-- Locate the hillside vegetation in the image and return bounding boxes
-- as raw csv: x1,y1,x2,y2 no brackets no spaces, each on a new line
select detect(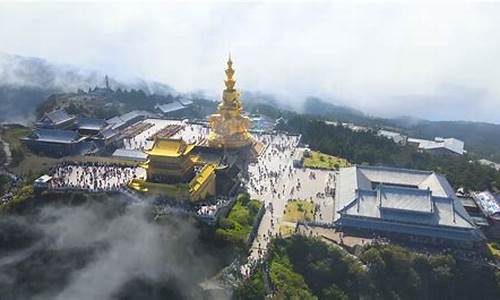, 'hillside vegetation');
216,193,262,248
235,236,500,300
